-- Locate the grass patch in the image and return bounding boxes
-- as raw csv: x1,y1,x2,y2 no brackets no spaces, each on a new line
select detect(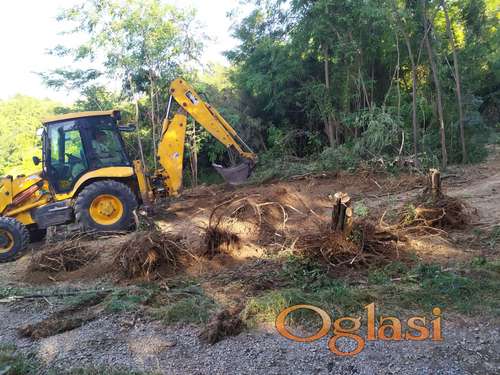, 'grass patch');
61,291,103,307
243,256,372,325
0,286,47,299
359,261,498,316
153,293,217,325
104,287,156,313
368,261,409,285
100,281,218,325
242,286,372,326
0,344,38,375
0,343,155,375
244,256,500,326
